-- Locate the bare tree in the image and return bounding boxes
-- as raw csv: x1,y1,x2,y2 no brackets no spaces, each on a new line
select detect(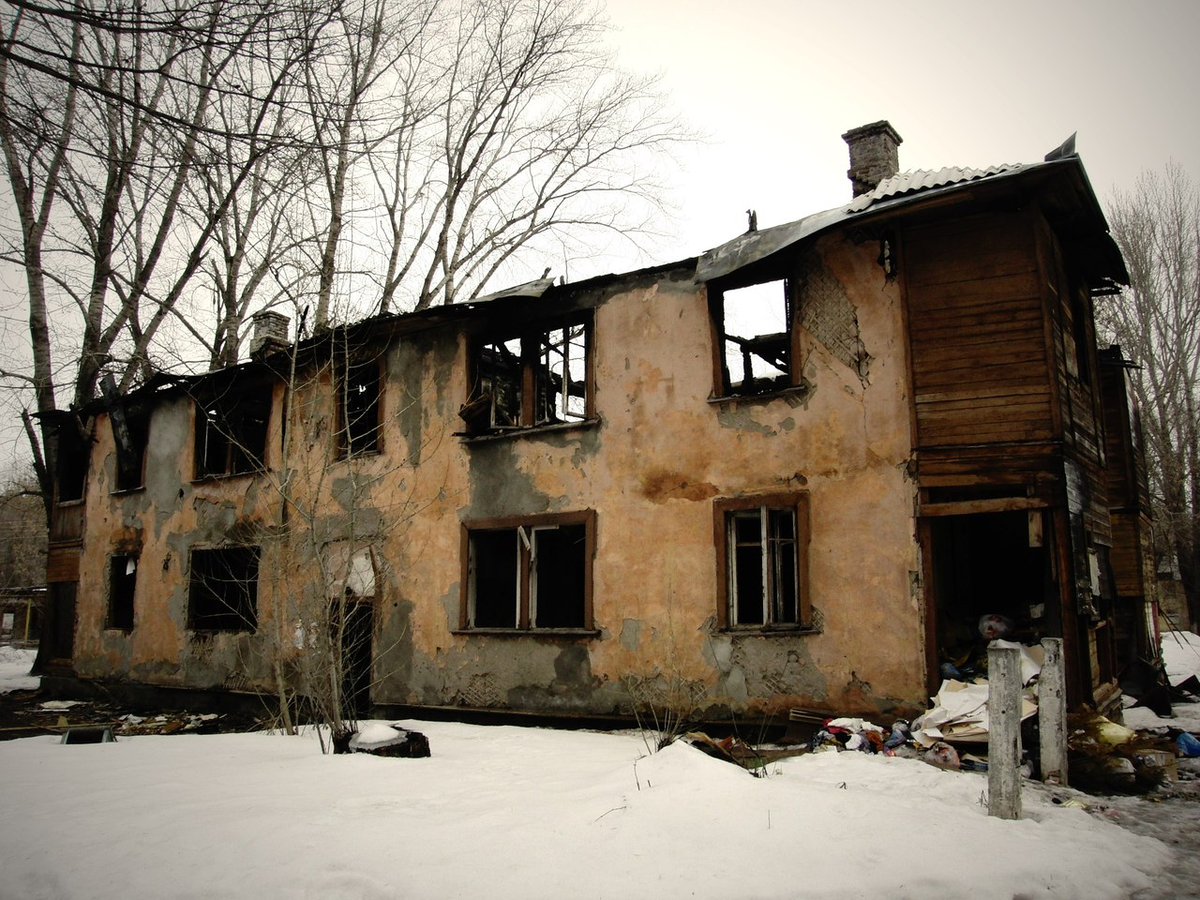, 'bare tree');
1100,162,1200,632
1,0,685,507
374,0,682,312
0,0,328,501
